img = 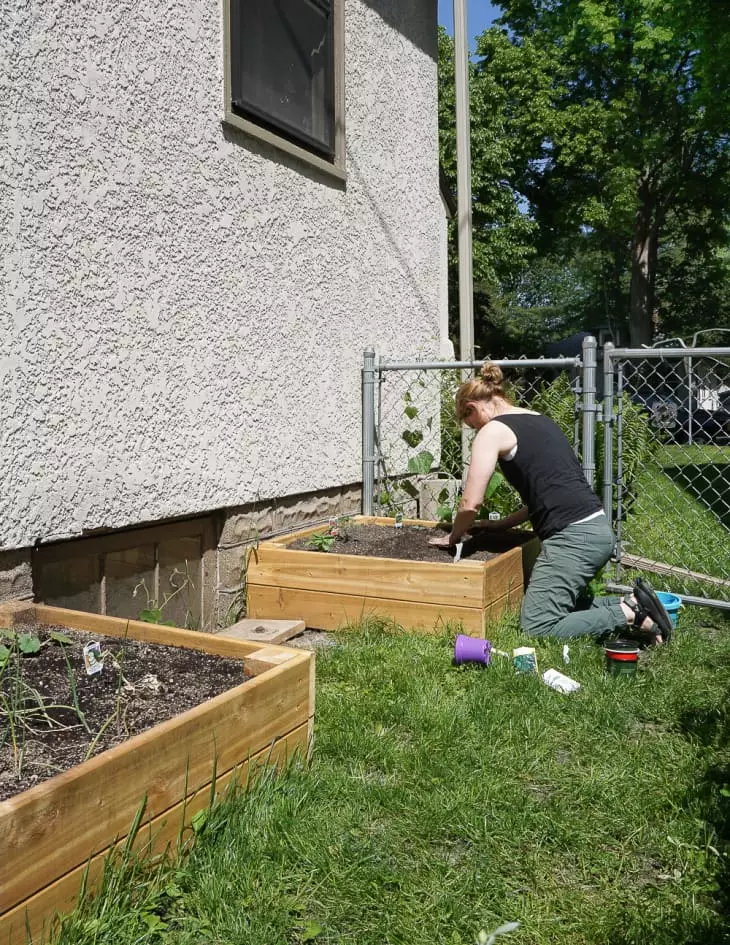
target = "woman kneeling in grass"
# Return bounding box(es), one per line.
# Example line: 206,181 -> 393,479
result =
429,362 -> 672,644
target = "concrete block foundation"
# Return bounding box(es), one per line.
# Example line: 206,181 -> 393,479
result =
7,485 -> 361,630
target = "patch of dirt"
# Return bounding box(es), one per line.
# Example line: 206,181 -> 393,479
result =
0,624 -> 250,803
290,523 -> 535,563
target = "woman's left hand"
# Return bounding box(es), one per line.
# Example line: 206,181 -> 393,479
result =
428,534 -> 453,548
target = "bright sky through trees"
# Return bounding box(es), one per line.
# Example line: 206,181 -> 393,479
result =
437,0 -> 501,46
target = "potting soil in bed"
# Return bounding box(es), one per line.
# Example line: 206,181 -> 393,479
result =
291,523 -> 530,563
0,625 -> 250,802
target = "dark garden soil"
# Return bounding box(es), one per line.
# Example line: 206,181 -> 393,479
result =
291,523 -> 535,563
0,624 -> 250,803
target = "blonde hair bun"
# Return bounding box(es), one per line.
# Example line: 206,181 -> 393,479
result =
480,362 -> 504,386
454,361 -> 509,422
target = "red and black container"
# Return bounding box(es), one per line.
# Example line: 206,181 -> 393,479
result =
604,639 -> 640,677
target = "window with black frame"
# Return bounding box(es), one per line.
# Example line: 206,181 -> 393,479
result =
229,0 -> 336,160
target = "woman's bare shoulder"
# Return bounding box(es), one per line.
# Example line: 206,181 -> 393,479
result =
482,418 -> 519,449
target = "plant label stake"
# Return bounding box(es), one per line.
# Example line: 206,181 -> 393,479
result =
82,641 -> 103,675
453,541 -> 464,563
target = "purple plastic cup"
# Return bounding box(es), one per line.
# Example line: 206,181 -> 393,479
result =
454,634 -> 492,666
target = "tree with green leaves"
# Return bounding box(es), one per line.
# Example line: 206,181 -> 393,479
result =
439,2 -> 730,350
488,0 -> 730,345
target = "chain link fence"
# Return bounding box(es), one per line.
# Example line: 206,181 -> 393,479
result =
602,341 -> 730,605
362,348 -> 588,525
362,338 -> 730,611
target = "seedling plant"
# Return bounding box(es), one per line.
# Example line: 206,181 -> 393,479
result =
0,623 -> 140,784
306,517 -> 353,553
0,627 -> 85,778
133,565 -> 194,626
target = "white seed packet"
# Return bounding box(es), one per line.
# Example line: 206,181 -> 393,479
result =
82,641 -> 103,675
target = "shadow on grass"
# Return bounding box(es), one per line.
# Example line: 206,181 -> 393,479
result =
606,632 -> 730,945
662,463 -> 730,529
667,685 -> 730,945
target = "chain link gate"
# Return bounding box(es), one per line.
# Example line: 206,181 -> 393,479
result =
602,343 -> 730,608
362,342 -> 596,527
363,338 -> 730,613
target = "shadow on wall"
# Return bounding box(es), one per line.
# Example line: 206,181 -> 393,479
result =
361,0 -> 438,60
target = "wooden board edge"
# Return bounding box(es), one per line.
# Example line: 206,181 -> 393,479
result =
483,587 -> 523,626
0,600 -> 37,625
31,604 -> 309,672
482,546 -> 524,603
0,723 -> 310,945
0,657 -> 313,911
247,584 -> 487,635
215,618 -> 306,645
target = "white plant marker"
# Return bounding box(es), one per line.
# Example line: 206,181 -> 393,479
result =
82,641 -> 103,676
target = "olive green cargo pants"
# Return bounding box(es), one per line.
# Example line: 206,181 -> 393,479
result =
521,516 -> 628,639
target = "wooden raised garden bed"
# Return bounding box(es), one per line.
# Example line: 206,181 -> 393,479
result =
0,602 -> 314,945
247,515 -> 540,636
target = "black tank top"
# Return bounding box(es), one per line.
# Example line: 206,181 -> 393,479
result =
495,413 -> 603,540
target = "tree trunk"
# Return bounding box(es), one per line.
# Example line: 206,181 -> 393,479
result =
628,179 -> 658,347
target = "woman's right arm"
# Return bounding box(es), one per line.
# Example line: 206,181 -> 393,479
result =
446,425 -> 502,543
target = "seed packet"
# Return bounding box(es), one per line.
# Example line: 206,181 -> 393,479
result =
512,646 -> 538,674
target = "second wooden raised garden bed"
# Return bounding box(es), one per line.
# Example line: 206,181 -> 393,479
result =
247,515 -> 540,636
0,602 -> 314,945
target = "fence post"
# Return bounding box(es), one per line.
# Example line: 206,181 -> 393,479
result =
362,348 -> 377,515
581,335 -> 597,488
602,342 -> 614,517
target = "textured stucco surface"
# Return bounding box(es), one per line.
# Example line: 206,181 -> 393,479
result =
1,0 -> 442,551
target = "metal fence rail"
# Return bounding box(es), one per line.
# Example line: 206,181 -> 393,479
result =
363,339 -> 730,612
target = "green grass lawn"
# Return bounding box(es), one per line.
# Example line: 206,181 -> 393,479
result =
619,444 -> 730,597
50,608 -> 730,945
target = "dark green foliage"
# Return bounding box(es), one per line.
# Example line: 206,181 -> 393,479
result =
438,3 -> 730,353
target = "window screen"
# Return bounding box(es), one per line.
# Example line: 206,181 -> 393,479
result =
230,0 -> 335,158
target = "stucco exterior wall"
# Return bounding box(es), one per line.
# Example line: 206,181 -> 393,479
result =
1,0 -> 442,551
